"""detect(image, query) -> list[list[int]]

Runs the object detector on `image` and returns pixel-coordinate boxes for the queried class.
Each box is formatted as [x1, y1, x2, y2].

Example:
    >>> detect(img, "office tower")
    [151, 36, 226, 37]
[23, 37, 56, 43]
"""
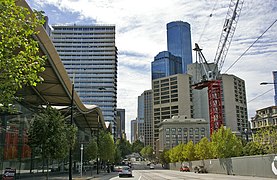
[151, 51, 182, 80]
[137, 90, 153, 146]
[221, 74, 248, 133]
[273, 71, 277, 106]
[116, 109, 125, 139]
[152, 74, 193, 152]
[51, 25, 118, 136]
[131, 119, 137, 143]
[167, 21, 192, 74]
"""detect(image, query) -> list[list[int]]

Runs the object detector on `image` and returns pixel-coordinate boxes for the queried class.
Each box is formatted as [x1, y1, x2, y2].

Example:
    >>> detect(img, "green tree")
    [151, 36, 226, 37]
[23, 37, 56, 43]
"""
[28, 106, 77, 179]
[140, 145, 154, 160]
[98, 130, 115, 163]
[85, 138, 98, 162]
[168, 143, 186, 163]
[195, 137, 213, 160]
[0, 0, 46, 112]
[159, 149, 170, 165]
[115, 139, 132, 159]
[253, 126, 277, 154]
[131, 140, 144, 153]
[242, 141, 265, 156]
[183, 141, 195, 161]
[211, 126, 243, 158]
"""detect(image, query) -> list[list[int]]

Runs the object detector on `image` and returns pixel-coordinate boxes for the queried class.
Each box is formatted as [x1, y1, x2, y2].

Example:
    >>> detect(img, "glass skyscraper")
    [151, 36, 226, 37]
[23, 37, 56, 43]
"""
[151, 51, 182, 80]
[273, 71, 277, 106]
[167, 21, 192, 74]
[51, 25, 118, 135]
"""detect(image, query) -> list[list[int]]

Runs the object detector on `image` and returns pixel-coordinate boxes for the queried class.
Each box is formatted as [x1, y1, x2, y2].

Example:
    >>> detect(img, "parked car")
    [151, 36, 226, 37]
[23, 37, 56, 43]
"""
[118, 166, 132, 177]
[194, 165, 207, 173]
[180, 165, 190, 172]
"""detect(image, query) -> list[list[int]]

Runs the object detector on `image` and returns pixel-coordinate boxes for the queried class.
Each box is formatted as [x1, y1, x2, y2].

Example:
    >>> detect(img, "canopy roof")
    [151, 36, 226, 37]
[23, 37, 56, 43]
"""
[16, 0, 106, 131]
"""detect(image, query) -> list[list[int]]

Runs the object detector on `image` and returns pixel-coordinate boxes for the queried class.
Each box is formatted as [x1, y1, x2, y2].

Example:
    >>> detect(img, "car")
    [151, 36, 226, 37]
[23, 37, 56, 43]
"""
[149, 164, 155, 169]
[194, 165, 207, 173]
[180, 165, 190, 172]
[118, 166, 132, 177]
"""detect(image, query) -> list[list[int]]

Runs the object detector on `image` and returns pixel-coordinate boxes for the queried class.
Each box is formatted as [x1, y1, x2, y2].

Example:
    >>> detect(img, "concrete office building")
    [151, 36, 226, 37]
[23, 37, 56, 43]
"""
[152, 74, 193, 151]
[151, 51, 182, 80]
[131, 119, 137, 143]
[51, 25, 118, 136]
[221, 74, 249, 134]
[158, 115, 208, 151]
[167, 21, 192, 74]
[116, 109, 125, 139]
[137, 90, 153, 146]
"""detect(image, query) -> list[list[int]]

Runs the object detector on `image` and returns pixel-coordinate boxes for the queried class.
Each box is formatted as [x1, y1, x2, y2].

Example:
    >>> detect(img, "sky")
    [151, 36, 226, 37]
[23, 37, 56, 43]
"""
[25, 0, 277, 141]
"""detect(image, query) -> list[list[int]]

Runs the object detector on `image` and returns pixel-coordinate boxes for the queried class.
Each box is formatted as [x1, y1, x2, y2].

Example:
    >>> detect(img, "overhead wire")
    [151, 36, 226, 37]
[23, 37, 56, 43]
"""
[247, 88, 273, 104]
[224, 19, 277, 73]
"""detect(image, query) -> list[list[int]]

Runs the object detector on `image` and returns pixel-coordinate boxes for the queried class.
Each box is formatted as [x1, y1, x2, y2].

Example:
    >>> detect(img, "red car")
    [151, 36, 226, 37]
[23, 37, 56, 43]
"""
[180, 166, 190, 172]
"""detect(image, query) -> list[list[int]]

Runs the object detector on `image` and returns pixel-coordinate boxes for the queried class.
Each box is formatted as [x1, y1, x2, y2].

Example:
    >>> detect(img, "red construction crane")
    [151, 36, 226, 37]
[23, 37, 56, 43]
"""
[193, 0, 244, 136]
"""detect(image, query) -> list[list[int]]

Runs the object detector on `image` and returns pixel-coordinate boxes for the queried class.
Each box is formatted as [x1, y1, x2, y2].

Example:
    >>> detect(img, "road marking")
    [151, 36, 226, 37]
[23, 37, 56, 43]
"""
[138, 175, 142, 180]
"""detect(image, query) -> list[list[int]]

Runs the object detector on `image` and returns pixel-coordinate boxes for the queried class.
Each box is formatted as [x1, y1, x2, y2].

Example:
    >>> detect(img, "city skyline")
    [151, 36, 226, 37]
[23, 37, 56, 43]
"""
[26, 0, 277, 141]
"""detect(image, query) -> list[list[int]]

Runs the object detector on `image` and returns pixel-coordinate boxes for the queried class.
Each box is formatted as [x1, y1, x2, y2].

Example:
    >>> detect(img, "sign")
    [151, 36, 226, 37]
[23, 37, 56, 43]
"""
[2, 168, 16, 180]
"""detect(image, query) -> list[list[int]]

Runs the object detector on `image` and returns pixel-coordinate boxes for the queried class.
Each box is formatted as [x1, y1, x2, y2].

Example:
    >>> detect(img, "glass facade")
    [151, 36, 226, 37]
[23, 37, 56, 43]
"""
[51, 25, 118, 136]
[273, 71, 277, 106]
[151, 51, 182, 80]
[167, 21, 192, 74]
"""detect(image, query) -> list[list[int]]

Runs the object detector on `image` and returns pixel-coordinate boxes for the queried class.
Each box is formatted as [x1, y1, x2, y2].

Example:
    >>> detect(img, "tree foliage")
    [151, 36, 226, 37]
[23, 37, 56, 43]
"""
[115, 138, 132, 159]
[252, 126, 277, 154]
[0, 0, 46, 112]
[211, 126, 243, 158]
[131, 140, 144, 153]
[98, 130, 115, 162]
[28, 107, 77, 161]
[195, 137, 213, 160]
[140, 145, 154, 160]
[85, 138, 98, 161]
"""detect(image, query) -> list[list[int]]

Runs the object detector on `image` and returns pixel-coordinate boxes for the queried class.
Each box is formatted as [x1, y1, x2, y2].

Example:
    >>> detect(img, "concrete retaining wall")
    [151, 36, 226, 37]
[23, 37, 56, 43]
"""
[169, 154, 277, 178]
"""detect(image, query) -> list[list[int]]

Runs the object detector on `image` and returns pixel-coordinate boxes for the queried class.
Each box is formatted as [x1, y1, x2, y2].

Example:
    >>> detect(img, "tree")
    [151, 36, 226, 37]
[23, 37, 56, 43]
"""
[115, 139, 132, 159]
[28, 106, 77, 179]
[211, 126, 243, 158]
[159, 149, 170, 165]
[98, 130, 115, 163]
[85, 138, 98, 162]
[131, 140, 144, 153]
[0, 0, 46, 112]
[183, 141, 195, 162]
[242, 141, 265, 156]
[140, 145, 154, 160]
[168, 143, 186, 163]
[195, 137, 213, 160]
[253, 126, 277, 154]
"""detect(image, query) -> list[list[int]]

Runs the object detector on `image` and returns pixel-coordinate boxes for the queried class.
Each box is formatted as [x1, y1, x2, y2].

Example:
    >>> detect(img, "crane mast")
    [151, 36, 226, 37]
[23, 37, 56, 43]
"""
[193, 0, 244, 135]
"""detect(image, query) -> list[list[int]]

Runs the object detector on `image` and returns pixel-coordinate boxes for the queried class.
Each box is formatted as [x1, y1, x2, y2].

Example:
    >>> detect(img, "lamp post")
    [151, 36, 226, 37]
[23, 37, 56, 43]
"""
[96, 115, 99, 174]
[260, 82, 276, 85]
[80, 144, 83, 177]
[244, 129, 249, 142]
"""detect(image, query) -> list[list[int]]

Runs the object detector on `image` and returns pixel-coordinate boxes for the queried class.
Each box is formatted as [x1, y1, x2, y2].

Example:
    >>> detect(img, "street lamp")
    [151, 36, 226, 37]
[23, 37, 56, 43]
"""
[80, 144, 83, 177]
[260, 82, 276, 85]
[69, 74, 75, 180]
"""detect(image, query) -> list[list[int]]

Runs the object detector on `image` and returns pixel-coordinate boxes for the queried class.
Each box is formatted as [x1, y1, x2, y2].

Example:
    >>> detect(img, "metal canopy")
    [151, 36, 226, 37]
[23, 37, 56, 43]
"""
[16, 0, 106, 131]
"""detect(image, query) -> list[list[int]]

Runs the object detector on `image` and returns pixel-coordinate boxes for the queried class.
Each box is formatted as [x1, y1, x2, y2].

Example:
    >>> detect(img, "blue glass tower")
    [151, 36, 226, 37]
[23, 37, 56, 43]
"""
[273, 71, 277, 105]
[167, 21, 192, 73]
[151, 51, 182, 80]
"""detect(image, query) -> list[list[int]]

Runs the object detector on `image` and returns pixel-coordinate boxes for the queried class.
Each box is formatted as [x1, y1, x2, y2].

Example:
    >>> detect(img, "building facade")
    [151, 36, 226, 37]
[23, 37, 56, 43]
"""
[273, 71, 277, 106]
[130, 119, 137, 143]
[152, 74, 193, 151]
[158, 115, 208, 151]
[167, 21, 192, 74]
[116, 109, 125, 139]
[251, 106, 277, 130]
[151, 51, 182, 80]
[221, 74, 249, 134]
[51, 25, 118, 136]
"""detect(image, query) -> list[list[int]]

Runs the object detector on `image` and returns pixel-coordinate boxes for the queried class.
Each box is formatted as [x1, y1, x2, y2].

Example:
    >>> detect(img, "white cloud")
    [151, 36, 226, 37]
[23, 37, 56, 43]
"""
[26, 0, 277, 141]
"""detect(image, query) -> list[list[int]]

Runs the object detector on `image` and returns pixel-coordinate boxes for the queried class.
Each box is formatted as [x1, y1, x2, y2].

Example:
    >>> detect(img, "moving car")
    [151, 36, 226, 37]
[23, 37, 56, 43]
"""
[194, 165, 207, 173]
[118, 166, 132, 177]
[180, 165, 190, 172]
[149, 164, 155, 169]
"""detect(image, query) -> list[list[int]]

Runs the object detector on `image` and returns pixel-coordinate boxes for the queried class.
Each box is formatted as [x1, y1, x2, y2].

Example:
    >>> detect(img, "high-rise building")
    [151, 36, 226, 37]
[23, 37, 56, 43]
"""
[221, 74, 249, 133]
[137, 90, 153, 146]
[151, 51, 182, 80]
[167, 21, 192, 74]
[131, 119, 137, 143]
[152, 74, 193, 151]
[273, 71, 277, 106]
[116, 109, 125, 139]
[51, 25, 118, 136]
